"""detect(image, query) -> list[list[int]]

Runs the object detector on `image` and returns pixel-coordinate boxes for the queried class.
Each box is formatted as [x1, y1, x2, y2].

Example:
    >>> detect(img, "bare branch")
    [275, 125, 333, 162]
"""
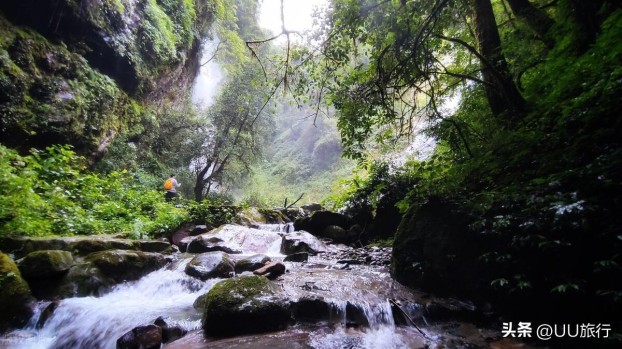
[200, 41, 222, 66]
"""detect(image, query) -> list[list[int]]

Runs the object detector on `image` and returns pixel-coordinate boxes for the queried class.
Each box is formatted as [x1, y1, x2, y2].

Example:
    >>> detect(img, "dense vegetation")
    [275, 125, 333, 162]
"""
[300, 0, 622, 339]
[1, 0, 621, 344]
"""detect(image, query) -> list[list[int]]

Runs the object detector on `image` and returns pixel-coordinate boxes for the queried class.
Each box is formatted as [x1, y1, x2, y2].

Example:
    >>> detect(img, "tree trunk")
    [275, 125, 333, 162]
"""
[468, 0, 526, 117]
[505, 0, 554, 45]
[563, 0, 603, 52]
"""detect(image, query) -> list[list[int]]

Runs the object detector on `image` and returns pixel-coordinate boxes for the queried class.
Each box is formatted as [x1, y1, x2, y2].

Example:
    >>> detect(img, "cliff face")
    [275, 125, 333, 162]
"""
[0, 0, 214, 157]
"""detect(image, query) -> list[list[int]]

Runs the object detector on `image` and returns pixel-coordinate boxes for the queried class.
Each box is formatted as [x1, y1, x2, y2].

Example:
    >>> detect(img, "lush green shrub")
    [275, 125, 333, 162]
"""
[0, 145, 187, 238]
[187, 199, 237, 227]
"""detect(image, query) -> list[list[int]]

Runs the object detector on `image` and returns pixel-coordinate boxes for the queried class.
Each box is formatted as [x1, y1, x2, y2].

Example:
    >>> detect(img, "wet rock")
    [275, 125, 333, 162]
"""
[185, 252, 234, 280]
[178, 236, 194, 253]
[322, 245, 393, 267]
[282, 207, 305, 221]
[117, 324, 162, 349]
[191, 225, 210, 236]
[234, 254, 271, 274]
[193, 294, 208, 311]
[281, 231, 331, 255]
[283, 252, 309, 262]
[235, 207, 268, 226]
[294, 211, 350, 236]
[392, 197, 484, 298]
[135, 240, 172, 253]
[170, 224, 193, 248]
[193, 225, 282, 254]
[202, 275, 291, 337]
[301, 203, 323, 214]
[85, 250, 170, 283]
[153, 316, 188, 343]
[36, 300, 59, 329]
[346, 302, 370, 327]
[321, 225, 356, 244]
[50, 262, 113, 298]
[69, 239, 135, 255]
[0, 252, 34, 332]
[253, 261, 286, 279]
[18, 250, 73, 279]
[187, 235, 241, 254]
[292, 296, 332, 322]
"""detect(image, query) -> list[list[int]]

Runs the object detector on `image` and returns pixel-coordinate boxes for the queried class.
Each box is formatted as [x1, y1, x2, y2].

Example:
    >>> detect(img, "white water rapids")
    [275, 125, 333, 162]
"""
[1, 224, 436, 349]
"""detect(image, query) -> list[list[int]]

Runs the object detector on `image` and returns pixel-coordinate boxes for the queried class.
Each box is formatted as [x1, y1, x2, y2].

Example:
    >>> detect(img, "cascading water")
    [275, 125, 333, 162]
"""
[1, 259, 217, 349]
[1, 224, 440, 349]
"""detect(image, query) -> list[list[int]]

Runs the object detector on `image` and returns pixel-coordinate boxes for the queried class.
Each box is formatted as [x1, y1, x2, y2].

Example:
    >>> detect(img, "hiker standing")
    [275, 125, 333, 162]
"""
[164, 174, 181, 202]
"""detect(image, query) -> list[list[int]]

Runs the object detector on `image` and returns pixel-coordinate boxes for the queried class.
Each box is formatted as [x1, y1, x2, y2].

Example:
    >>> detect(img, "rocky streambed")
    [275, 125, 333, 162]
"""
[0, 223, 536, 349]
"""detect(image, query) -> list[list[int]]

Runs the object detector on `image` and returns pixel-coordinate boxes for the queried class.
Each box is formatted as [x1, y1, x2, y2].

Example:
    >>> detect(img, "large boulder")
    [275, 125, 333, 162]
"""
[50, 262, 114, 298]
[391, 197, 483, 298]
[235, 207, 289, 226]
[18, 250, 74, 279]
[281, 231, 331, 255]
[85, 250, 170, 283]
[186, 235, 241, 254]
[1, 236, 172, 259]
[69, 239, 135, 255]
[185, 252, 235, 280]
[320, 225, 359, 244]
[117, 324, 162, 349]
[201, 275, 291, 336]
[0, 252, 34, 332]
[293, 211, 351, 238]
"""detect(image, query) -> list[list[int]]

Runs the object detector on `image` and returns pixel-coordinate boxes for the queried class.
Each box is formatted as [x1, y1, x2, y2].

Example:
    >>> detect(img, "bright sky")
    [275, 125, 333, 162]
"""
[259, 0, 328, 36]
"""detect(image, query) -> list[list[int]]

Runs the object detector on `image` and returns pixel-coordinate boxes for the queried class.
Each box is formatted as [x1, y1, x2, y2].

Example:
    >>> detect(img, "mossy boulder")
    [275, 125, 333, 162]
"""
[391, 197, 484, 298]
[0, 13, 140, 157]
[293, 211, 351, 236]
[0, 251, 34, 332]
[52, 262, 114, 298]
[18, 250, 74, 279]
[85, 249, 170, 283]
[258, 208, 289, 224]
[202, 275, 291, 337]
[68, 239, 135, 256]
[235, 207, 267, 226]
[185, 251, 234, 280]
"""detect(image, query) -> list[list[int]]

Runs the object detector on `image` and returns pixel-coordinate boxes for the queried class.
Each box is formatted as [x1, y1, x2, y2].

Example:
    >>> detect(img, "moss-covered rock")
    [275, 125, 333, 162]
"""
[85, 249, 170, 282]
[0, 251, 34, 332]
[18, 250, 74, 279]
[202, 275, 291, 337]
[391, 197, 485, 298]
[293, 211, 351, 237]
[0, 13, 141, 156]
[185, 251, 234, 280]
[0, 0, 218, 157]
[235, 207, 267, 226]
[52, 262, 114, 298]
[69, 239, 136, 255]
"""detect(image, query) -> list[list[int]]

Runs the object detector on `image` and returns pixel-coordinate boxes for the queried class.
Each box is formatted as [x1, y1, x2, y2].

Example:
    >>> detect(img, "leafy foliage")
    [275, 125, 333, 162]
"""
[311, 0, 622, 325]
[0, 145, 187, 238]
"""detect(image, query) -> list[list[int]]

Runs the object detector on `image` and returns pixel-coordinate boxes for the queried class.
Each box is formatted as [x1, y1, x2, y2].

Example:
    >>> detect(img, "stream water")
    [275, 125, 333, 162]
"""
[0, 224, 502, 349]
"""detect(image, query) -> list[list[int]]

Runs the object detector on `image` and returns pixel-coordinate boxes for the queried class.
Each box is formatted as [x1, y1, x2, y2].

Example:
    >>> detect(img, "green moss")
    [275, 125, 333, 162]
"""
[0, 252, 33, 330]
[18, 250, 74, 278]
[0, 13, 141, 154]
[204, 275, 273, 311]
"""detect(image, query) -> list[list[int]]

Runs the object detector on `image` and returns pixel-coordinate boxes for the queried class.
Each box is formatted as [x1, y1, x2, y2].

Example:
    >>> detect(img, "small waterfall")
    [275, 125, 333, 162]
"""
[2, 262, 218, 349]
[2, 224, 439, 349]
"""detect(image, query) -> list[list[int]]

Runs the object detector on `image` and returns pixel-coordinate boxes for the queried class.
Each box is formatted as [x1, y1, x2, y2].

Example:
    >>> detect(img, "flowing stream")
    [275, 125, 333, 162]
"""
[0, 224, 494, 349]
